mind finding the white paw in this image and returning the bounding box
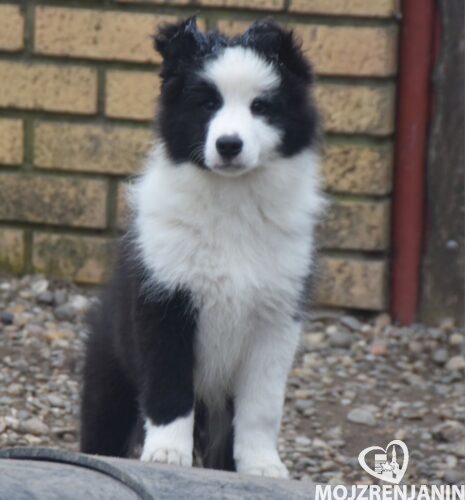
[236,452,289,479]
[141,446,192,466]
[141,414,194,468]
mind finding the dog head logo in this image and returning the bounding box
[358,440,409,484]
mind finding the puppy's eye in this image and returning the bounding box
[251,98,270,115]
[202,99,219,112]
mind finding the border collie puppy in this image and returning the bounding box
[81,17,325,478]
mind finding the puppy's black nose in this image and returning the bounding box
[216,135,243,159]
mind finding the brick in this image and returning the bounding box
[0,62,97,114]
[116,0,190,4]
[316,256,388,310]
[34,122,152,176]
[217,21,397,77]
[294,25,398,77]
[319,199,390,250]
[0,228,24,273]
[32,233,113,284]
[322,144,393,195]
[0,5,24,51]
[116,183,130,229]
[106,70,160,121]
[216,20,256,36]
[0,174,107,229]
[316,84,395,135]
[289,0,399,17]
[196,0,284,9]
[116,0,283,7]
[35,7,179,64]
[0,119,23,166]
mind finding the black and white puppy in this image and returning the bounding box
[81,17,325,479]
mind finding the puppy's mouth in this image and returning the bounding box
[209,161,248,176]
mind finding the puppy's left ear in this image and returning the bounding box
[241,20,313,84]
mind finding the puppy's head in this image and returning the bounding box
[155,17,318,177]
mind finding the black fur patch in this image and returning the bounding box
[81,239,198,455]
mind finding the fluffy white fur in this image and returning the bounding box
[131,143,324,477]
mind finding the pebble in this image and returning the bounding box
[54,304,76,322]
[450,333,464,346]
[432,348,449,365]
[7,383,23,396]
[295,436,312,446]
[371,339,388,356]
[19,417,49,436]
[340,316,363,332]
[0,311,14,325]
[36,291,54,305]
[329,330,353,349]
[53,289,68,306]
[47,394,65,408]
[446,355,465,371]
[346,408,376,427]
[443,470,465,485]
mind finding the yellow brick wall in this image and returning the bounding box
[0,0,400,311]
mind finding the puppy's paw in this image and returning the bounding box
[141,414,194,468]
[141,446,192,466]
[236,451,289,479]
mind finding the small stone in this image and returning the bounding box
[329,330,352,349]
[432,349,448,365]
[69,294,89,314]
[446,355,465,371]
[440,318,455,332]
[4,416,19,430]
[7,383,23,396]
[53,289,68,306]
[295,435,311,446]
[37,291,54,305]
[401,407,424,420]
[408,340,423,354]
[0,311,14,325]
[449,333,464,346]
[54,304,76,321]
[347,408,376,427]
[340,316,363,331]
[443,470,464,485]
[371,339,388,356]
[451,440,465,458]
[19,417,49,436]
[47,394,65,408]
[31,278,49,295]
[433,421,465,442]
[395,429,407,440]
[302,332,326,350]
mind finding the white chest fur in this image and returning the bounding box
[132,146,324,404]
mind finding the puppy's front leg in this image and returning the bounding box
[233,321,300,478]
[135,288,197,467]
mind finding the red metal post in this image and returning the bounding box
[391,0,437,324]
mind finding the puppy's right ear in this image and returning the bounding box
[154,17,205,71]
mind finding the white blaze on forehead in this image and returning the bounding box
[201,46,282,173]
[202,46,280,99]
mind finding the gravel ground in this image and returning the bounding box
[0,274,464,486]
